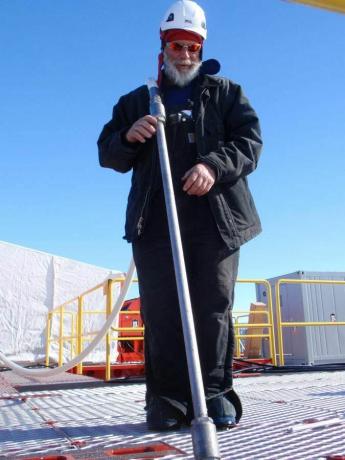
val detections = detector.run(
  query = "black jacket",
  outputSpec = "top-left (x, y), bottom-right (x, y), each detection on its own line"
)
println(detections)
top-left (98, 74), bottom-right (263, 249)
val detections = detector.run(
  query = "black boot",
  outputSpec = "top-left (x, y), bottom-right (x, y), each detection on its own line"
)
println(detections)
top-left (207, 395), bottom-right (237, 430)
top-left (146, 396), bottom-right (185, 431)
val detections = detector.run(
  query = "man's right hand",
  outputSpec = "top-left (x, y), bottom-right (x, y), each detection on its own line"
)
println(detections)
top-left (125, 115), bottom-right (157, 143)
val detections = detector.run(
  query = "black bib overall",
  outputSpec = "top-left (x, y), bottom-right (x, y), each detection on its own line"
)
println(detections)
top-left (132, 99), bottom-right (239, 417)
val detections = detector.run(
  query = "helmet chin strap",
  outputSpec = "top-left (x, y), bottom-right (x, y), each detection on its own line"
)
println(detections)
top-left (157, 51), bottom-right (164, 87)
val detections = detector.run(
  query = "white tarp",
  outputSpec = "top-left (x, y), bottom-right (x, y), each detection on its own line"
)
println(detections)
top-left (0, 241), bottom-right (123, 363)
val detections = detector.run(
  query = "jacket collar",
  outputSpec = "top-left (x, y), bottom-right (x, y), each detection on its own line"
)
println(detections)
top-left (198, 73), bottom-right (222, 88)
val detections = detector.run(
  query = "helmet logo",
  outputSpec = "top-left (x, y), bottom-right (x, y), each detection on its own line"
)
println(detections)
top-left (201, 21), bottom-right (206, 29)
top-left (185, 19), bottom-right (192, 24)
top-left (166, 13), bottom-right (174, 22)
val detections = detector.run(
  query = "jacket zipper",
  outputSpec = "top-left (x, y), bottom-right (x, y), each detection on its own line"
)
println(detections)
top-left (195, 88), bottom-right (210, 152)
top-left (135, 137), bottom-right (159, 238)
top-left (136, 187), bottom-right (151, 236)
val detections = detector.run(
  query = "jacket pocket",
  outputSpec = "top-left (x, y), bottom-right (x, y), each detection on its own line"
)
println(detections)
top-left (207, 186), bottom-right (238, 239)
top-left (217, 192), bottom-right (238, 235)
top-left (220, 179), bottom-right (259, 232)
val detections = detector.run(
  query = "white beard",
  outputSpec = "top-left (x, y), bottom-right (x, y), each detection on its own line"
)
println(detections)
top-left (163, 51), bottom-right (202, 87)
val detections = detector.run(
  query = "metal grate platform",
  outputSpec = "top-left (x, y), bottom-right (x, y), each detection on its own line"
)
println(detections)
top-left (1, 370), bottom-right (345, 459)
top-left (2, 367), bottom-right (106, 392)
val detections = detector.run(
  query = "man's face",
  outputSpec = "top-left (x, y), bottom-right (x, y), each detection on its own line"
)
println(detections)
top-left (163, 40), bottom-right (202, 87)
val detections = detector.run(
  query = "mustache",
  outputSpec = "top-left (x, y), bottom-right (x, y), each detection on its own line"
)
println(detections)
top-left (173, 59), bottom-right (193, 66)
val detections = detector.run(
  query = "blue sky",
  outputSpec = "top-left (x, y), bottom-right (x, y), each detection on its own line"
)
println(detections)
top-left (1, 0), bottom-right (344, 308)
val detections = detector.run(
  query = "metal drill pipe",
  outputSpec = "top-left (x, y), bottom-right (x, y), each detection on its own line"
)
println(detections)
top-left (147, 79), bottom-right (220, 460)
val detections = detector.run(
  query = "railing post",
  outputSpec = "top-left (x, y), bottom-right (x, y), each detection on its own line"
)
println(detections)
top-left (275, 280), bottom-right (285, 366)
top-left (265, 282), bottom-right (277, 366)
top-left (234, 317), bottom-right (240, 358)
top-left (58, 306), bottom-right (64, 367)
top-left (71, 314), bottom-right (75, 361)
top-left (76, 296), bottom-right (83, 375)
top-left (106, 279), bottom-right (113, 381)
top-left (45, 312), bottom-right (52, 368)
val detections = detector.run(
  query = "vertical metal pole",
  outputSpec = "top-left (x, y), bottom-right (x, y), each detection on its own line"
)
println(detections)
top-left (234, 317), bottom-right (240, 358)
top-left (147, 79), bottom-right (220, 460)
top-left (275, 281), bottom-right (285, 366)
top-left (106, 279), bottom-right (113, 381)
top-left (76, 296), bottom-right (83, 375)
top-left (45, 313), bottom-right (52, 368)
top-left (58, 306), bottom-right (64, 367)
top-left (265, 282), bottom-right (277, 366)
top-left (70, 313), bottom-right (74, 361)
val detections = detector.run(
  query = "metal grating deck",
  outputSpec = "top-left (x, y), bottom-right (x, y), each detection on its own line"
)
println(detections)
top-left (1, 370), bottom-right (345, 459)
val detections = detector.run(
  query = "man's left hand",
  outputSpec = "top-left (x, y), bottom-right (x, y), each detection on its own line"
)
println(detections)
top-left (181, 163), bottom-right (216, 196)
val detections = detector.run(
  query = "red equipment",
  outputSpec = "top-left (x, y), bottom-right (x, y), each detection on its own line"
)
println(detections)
top-left (117, 297), bottom-right (144, 363)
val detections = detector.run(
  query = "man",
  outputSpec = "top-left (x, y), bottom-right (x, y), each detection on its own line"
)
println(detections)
top-left (98, 0), bottom-right (262, 431)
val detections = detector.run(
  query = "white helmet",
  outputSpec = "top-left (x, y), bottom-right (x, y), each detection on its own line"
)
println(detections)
top-left (160, 0), bottom-right (207, 40)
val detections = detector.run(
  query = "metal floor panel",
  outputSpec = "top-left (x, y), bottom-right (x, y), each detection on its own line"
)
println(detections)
top-left (21, 386), bottom-right (145, 412)
top-left (1, 371), bottom-right (345, 459)
top-left (4, 368), bottom-right (103, 390)
top-left (0, 423), bottom-right (72, 459)
top-left (0, 404), bottom-right (44, 428)
top-left (0, 423), bottom-right (69, 444)
top-left (26, 399), bottom-right (143, 423)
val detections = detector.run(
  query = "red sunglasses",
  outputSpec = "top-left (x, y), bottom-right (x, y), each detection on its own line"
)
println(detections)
top-left (166, 42), bottom-right (202, 53)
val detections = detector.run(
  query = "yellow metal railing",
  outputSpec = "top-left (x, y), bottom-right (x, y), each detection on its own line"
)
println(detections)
top-left (46, 277), bottom-right (276, 379)
top-left (46, 280), bottom-right (107, 370)
top-left (233, 279), bottom-right (276, 365)
top-left (46, 277), bottom-right (144, 380)
top-left (45, 309), bottom-right (76, 367)
top-left (275, 278), bottom-right (345, 365)
top-left (233, 310), bottom-right (270, 357)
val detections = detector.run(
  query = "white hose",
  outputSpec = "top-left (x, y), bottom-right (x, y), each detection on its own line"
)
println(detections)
top-left (0, 259), bottom-right (136, 378)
